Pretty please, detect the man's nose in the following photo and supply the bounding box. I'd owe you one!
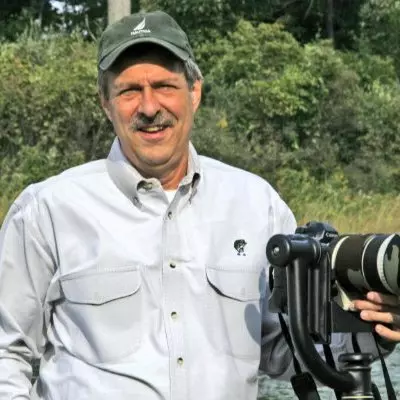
[138,87,160,118]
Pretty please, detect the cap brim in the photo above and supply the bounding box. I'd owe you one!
[99,37,190,71]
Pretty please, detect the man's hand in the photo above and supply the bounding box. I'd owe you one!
[352,291,400,342]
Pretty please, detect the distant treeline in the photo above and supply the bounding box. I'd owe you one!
[1,0,400,227]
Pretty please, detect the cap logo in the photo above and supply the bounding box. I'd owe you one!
[131,17,151,36]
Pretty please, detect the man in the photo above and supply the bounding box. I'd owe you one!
[0,10,398,400]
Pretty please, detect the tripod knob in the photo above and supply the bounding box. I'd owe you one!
[339,353,374,399]
[266,234,321,267]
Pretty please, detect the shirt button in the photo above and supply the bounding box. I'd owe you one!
[177,357,184,366]
[167,211,173,219]
[171,311,178,320]
[169,262,176,269]
[143,182,153,191]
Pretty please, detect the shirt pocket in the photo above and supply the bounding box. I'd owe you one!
[205,267,262,360]
[59,266,142,364]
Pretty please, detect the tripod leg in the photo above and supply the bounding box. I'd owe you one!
[371,383,382,400]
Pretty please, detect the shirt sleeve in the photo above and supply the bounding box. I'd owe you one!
[259,192,297,378]
[0,191,55,399]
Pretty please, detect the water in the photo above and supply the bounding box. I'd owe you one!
[258,347,400,399]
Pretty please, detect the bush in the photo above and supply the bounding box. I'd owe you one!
[0,33,111,163]
[1,25,399,225]
[0,33,113,214]
[196,20,400,192]
[0,142,85,216]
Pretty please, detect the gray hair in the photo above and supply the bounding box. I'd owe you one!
[98,56,203,100]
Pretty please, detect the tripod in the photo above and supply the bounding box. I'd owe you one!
[266,232,386,399]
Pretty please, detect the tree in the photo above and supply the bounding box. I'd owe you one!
[266,0,367,49]
[108,0,131,25]
[0,0,54,40]
[359,0,400,76]
[0,1,108,40]
[139,0,367,50]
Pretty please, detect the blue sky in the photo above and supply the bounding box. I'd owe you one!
[51,1,83,13]
[51,1,64,11]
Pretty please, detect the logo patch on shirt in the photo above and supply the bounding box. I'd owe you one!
[234,239,247,256]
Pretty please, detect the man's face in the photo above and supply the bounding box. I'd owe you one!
[100,49,202,187]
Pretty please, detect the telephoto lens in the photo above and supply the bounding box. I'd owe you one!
[330,233,400,296]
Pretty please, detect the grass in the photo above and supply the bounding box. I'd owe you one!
[276,169,400,234]
[294,194,400,233]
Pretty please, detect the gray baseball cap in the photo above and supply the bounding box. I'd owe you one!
[98,10,195,71]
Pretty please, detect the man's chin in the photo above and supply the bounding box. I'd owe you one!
[135,151,175,170]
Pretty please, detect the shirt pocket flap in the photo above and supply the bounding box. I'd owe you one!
[206,267,261,301]
[61,268,141,305]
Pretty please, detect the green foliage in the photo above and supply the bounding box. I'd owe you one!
[0,1,108,41]
[0,143,85,205]
[352,81,400,191]
[1,16,400,225]
[51,0,108,36]
[141,0,236,46]
[277,168,363,220]
[0,1,54,41]
[140,0,367,50]
[0,33,110,158]
[359,0,400,75]
[276,168,400,233]
[0,33,112,207]
[194,20,400,192]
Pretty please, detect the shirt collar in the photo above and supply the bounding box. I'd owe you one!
[106,138,201,201]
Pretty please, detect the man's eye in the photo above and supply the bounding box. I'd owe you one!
[156,84,177,90]
[119,88,140,95]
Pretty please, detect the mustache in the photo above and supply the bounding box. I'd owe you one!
[130,112,175,131]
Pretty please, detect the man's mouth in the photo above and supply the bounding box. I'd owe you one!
[139,125,167,133]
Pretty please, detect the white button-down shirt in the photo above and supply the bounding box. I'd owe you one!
[0,139,387,400]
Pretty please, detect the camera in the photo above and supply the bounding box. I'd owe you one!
[267,221,400,342]
[265,221,399,397]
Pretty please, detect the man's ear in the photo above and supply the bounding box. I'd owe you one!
[191,80,202,113]
[99,91,112,122]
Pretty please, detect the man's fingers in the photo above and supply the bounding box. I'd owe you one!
[350,292,400,342]
[352,291,400,311]
[351,299,383,311]
[375,324,400,342]
[361,311,400,341]
[366,291,400,306]
[360,310,393,324]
